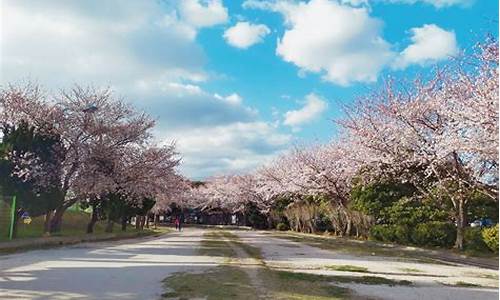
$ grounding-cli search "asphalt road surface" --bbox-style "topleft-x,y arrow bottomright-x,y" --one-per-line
1,228 -> 498,300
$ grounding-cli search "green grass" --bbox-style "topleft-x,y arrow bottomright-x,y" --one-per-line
199,231 -> 238,258
450,281 -> 481,288
162,266 -> 259,300
0,211 -> 171,254
0,211 -> 105,242
325,265 -> 369,273
261,269 -> 350,300
1,211 -> 172,242
399,268 -> 424,273
276,271 -> 412,286
162,265 -> 351,300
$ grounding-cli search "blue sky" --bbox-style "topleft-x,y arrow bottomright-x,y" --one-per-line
1,0 -> 498,179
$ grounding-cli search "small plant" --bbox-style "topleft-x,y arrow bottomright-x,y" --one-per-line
400,268 -> 423,273
276,222 -> 290,231
326,265 -> 369,273
481,224 -> 498,253
465,227 -> 489,252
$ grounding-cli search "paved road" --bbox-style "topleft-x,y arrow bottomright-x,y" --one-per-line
0,228 -> 215,300
1,228 -> 498,300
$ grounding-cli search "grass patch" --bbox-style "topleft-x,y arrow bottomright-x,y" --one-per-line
200,230 -> 264,261
400,267 -> 424,273
162,267 -> 351,300
0,211 -> 171,254
450,281 -> 482,288
261,269 -> 350,300
477,273 -> 499,280
325,265 -> 369,273
0,210 -> 170,242
199,231 -> 237,258
162,266 -> 259,300
163,230 -> 353,299
0,211 -> 105,242
276,271 -> 411,286
235,240 -> 263,260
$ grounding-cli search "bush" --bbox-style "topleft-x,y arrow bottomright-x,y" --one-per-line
464,227 -> 489,252
314,214 -> 333,232
276,222 -> 290,231
482,224 -> 499,253
411,222 -> 456,247
394,225 -> 412,244
370,224 -> 410,243
371,222 -> 456,247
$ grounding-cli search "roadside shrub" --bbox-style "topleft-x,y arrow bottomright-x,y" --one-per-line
393,225 -> 411,244
464,227 -> 489,252
314,214 -> 333,232
276,222 -> 290,231
482,224 -> 499,253
276,222 -> 289,231
370,225 -> 393,242
411,222 -> 456,247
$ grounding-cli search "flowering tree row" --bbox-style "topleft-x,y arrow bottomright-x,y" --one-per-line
192,38 -> 498,249
0,84 -> 188,234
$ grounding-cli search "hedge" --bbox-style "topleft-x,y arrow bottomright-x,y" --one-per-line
370,222 -> 455,247
412,222 -> 456,247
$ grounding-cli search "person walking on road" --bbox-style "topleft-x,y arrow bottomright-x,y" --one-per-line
177,214 -> 183,232
174,216 -> 180,231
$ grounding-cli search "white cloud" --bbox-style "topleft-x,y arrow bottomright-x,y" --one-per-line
214,93 -> 244,105
393,24 -> 459,69
385,0 -> 473,8
283,93 -> 328,127
245,0 -> 395,85
1,0 -> 209,89
1,0 -> 286,179
164,122 -> 291,178
178,0 -> 228,28
223,22 -> 271,49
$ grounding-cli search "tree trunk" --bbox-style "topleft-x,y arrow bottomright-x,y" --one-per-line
43,211 -> 52,236
50,206 -> 67,233
345,217 -> 352,237
145,214 -> 150,228
121,217 -> 127,231
455,198 -> 467,250
86,205 -> 98,234
105,219 -> 114,233
135,215 -> 140,230
139,216 -> 145,230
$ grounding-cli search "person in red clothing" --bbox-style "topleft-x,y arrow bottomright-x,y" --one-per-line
174,216 -> 180,231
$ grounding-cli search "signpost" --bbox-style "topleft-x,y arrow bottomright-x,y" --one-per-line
8,195 -> 16,240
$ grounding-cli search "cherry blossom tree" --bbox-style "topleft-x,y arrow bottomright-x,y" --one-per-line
338,39 -> 498,248
0,83 -> 174,233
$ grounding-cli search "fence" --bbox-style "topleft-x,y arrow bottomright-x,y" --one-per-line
0,195 -> 16,240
